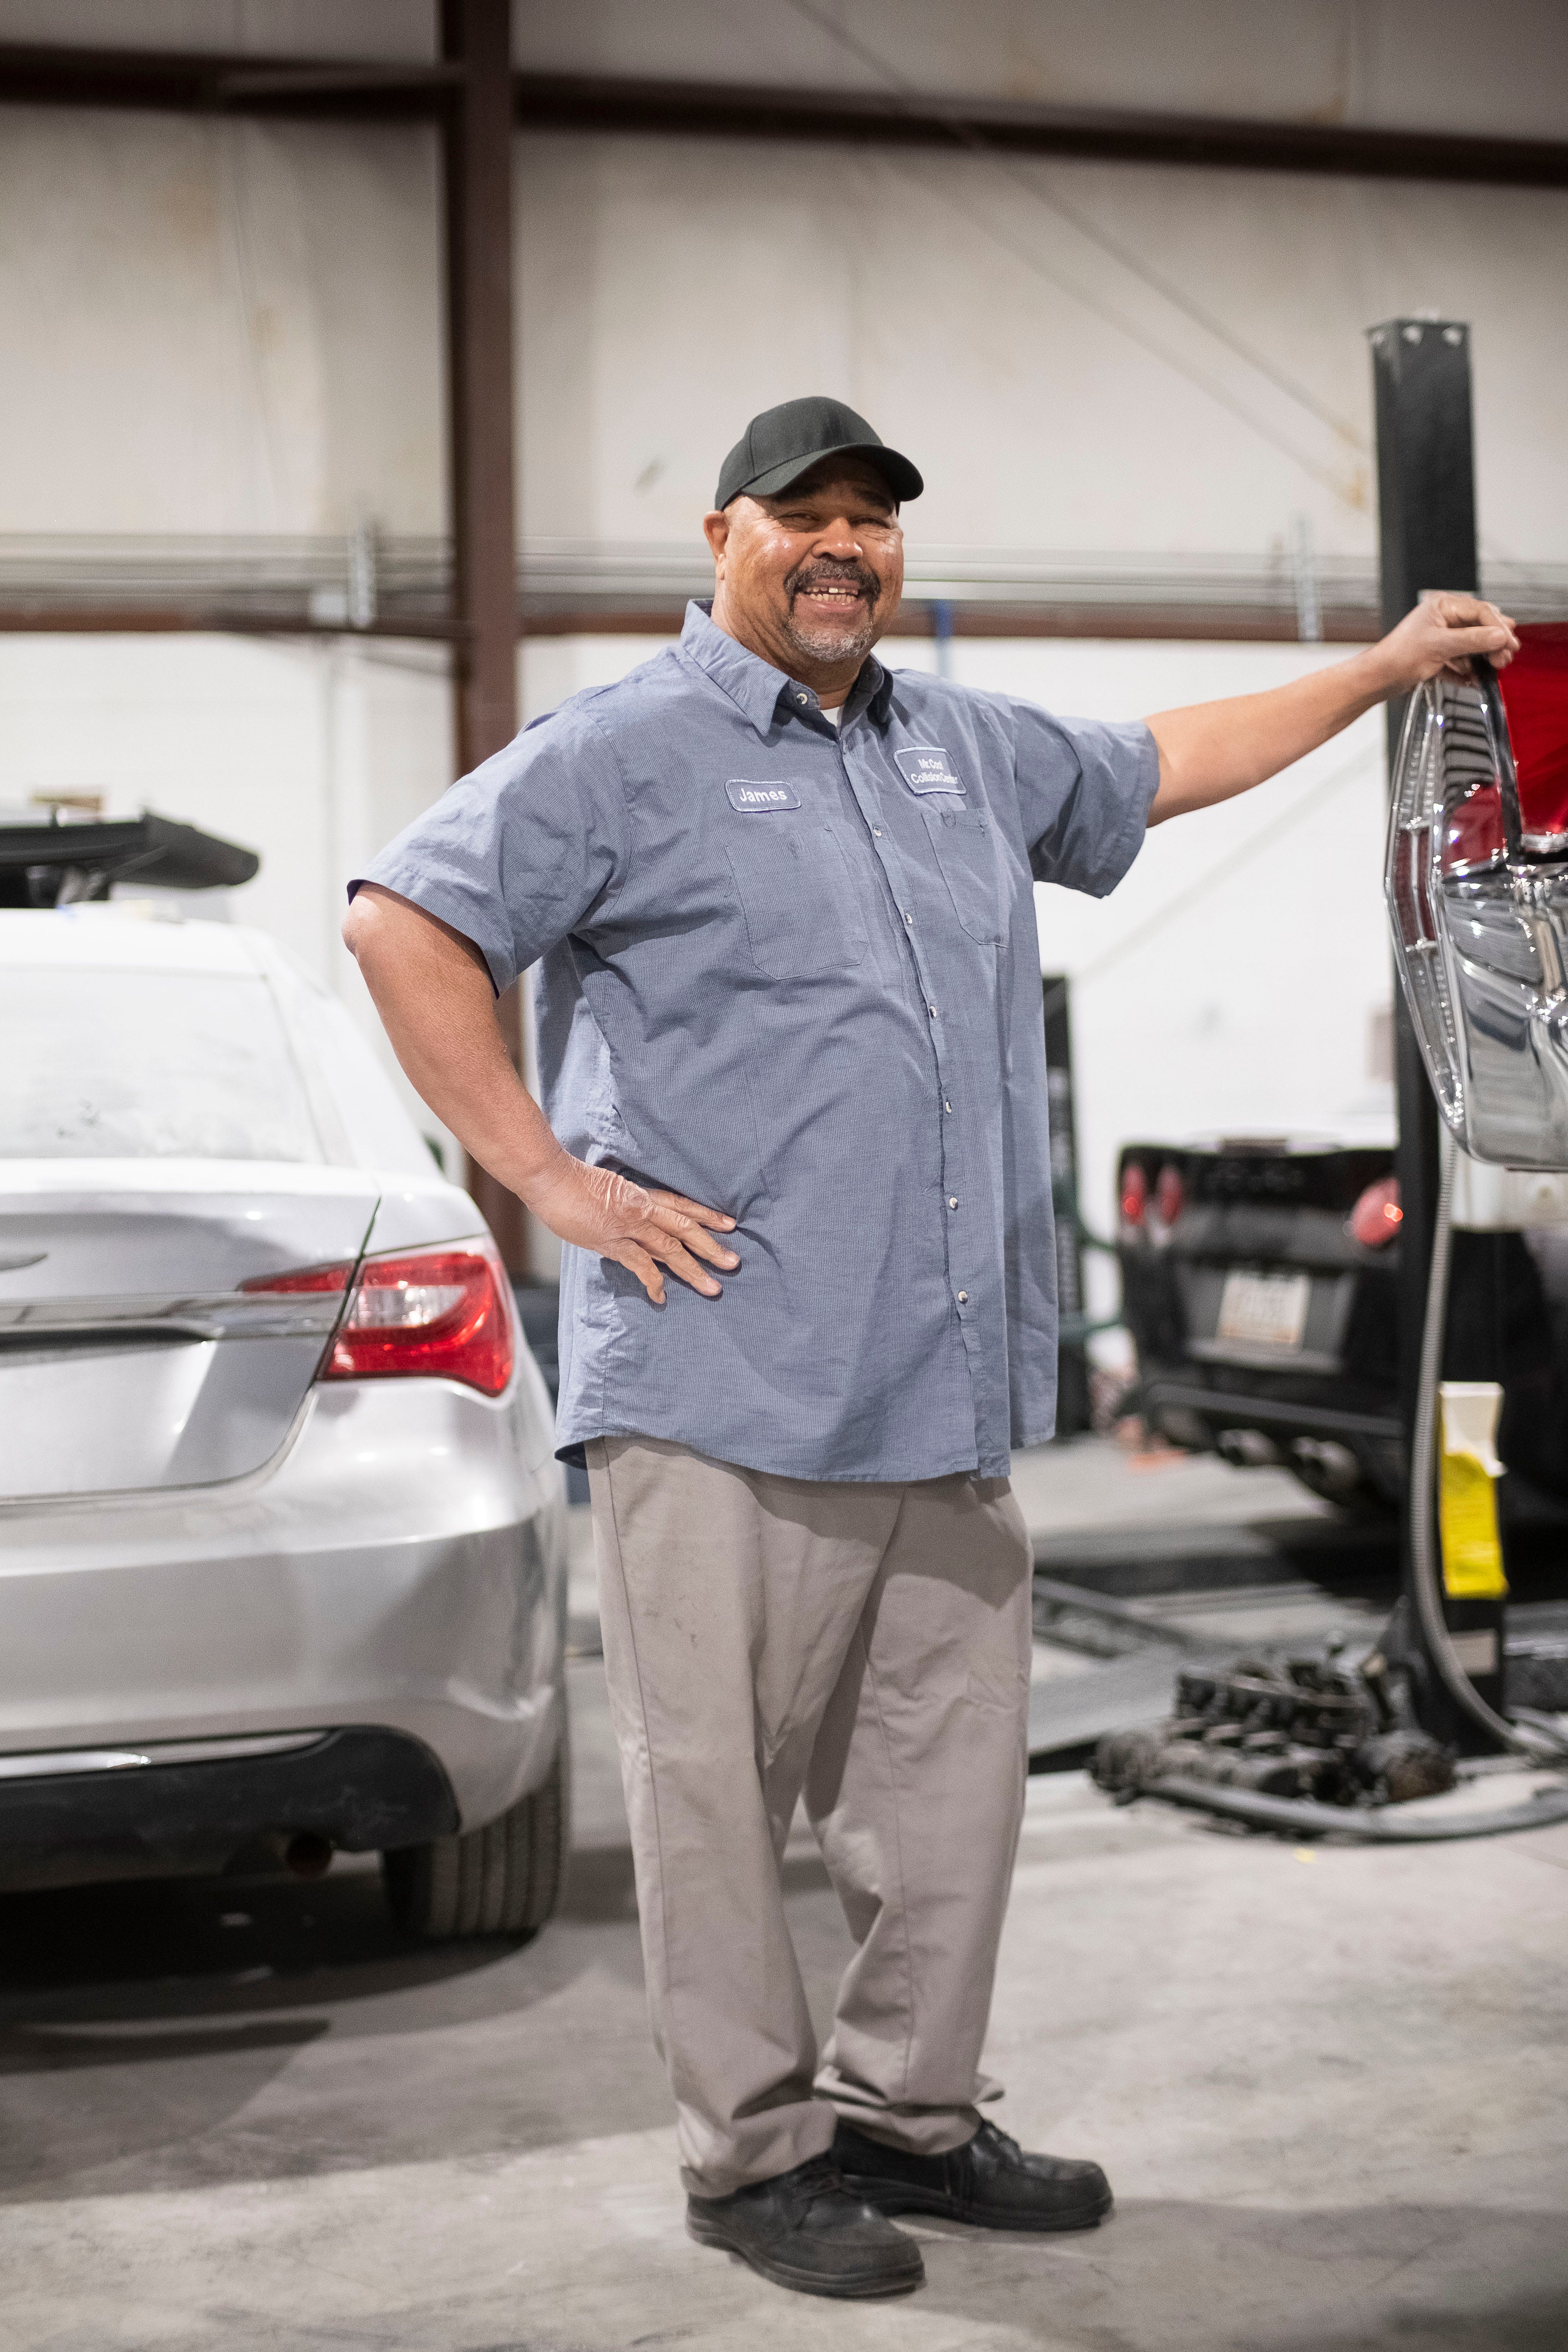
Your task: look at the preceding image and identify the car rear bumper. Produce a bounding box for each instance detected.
[0,1727,460,1893]
[0,1377,569,1860]
[1142,1371,1403,1449]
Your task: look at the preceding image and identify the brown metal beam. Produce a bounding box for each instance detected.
[0,598,1377,645]
[0,602,1381,653]
[0,608,462,638]
[440,0,528,1275]
[2,43,1565,188]
[511,73,1568,190]
[518,603,1377,644]
[0,42,456,121]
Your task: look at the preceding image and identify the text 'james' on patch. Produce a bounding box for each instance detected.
[726,780,802,812]
[893,746,965,795]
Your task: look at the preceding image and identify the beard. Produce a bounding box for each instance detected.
[778,555,884,667]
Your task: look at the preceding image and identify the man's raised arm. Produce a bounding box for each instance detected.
[342,884,737,1306]
[1144,592,1519,824]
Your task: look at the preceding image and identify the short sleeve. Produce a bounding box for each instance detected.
[349,705,629,994]
[998,700,1159,898]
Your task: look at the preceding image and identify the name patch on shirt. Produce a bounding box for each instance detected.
[893,745,965,795]
[726,780,802,813]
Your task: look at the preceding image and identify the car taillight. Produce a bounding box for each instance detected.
[325,1245,514,1396]
[1349,1175,1402,1249]
[1155,1164,1185,1226]
[1120,1162,1147,1227]
[1497,621,1568,851]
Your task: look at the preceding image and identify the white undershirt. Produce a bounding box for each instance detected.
[821,704,845,728]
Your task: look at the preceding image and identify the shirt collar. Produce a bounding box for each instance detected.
[679,600,892,738]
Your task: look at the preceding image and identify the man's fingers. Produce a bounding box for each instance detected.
[614,1240,666,1305]
[648,1211,738,1269]
[644,1192,740,1268]
[1442,623,1514,650]
[643,1230,724,1297]
[647,1189,737,1232]
[1430,597,1519,656]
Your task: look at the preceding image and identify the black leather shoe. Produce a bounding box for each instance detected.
[832,2117,1113,2234]
[686,2153,925,2298]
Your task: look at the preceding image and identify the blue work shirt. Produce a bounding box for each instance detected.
[360,601,1157,1482]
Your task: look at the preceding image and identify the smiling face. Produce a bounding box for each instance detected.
[703,458,905,698]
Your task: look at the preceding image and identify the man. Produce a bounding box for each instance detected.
[345,395,1516,2302]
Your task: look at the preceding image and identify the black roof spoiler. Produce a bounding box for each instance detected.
[0,812,260,906]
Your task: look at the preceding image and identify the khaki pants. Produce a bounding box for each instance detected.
[585,1434,1034,2198]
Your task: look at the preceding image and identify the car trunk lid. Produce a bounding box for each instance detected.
[0,1170,379,1500]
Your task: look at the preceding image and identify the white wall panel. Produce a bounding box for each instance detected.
[0,47,1562,553]
[0,109,443,533]
[515,134,1568,569]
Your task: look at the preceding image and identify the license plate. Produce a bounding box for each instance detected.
[1215,1269,1309,1351]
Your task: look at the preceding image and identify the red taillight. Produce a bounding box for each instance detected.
[1120,1162,1147,1226]
[325,1246,514,1396]
[1349,1174,1402,1249]
[1497,621,1568,849]
[1155,1164,1185,1226]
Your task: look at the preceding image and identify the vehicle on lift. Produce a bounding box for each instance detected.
[0,811,568,1938]
[1114,1131,1568,1516]
[1118,1131,1404,1509]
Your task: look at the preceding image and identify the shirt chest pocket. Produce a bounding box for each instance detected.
[725,821,869,980]
[923,806,1007,944]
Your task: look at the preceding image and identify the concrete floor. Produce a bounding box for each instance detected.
[3,1445,1568,2350]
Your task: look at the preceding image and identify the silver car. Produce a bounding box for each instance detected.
[0,902,568,1939]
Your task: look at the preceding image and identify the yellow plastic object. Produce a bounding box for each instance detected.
[1438,1382,1508,1600]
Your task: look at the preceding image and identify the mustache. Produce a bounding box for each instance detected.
[784,556,881,608]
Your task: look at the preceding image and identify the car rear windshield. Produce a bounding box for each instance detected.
[2,968,322,1161]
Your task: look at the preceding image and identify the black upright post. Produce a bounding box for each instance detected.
[1042,976,1090,1437]
[1368,318,1504,1743]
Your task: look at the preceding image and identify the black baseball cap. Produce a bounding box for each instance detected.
[714,396,923,510]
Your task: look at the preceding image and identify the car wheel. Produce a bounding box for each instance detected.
[382,1739,568,1943]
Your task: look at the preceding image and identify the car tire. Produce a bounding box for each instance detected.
[382,1736,568,1943]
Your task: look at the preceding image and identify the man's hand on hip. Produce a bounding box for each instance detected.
[526,1154,738,1307]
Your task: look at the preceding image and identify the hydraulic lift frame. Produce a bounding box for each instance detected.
[1370,316,1509,1744]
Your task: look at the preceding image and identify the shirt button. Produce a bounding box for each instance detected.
[947,1195,959,1210]
[944,1099,953,1113]
[873,826,883,837]
[903,911,914,926]
[796,692,809,704]
[928,1004,938,1018]
[957,1290,969,1304]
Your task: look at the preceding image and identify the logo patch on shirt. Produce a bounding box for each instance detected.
[726,780,802,813]
[893,745,965,795]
